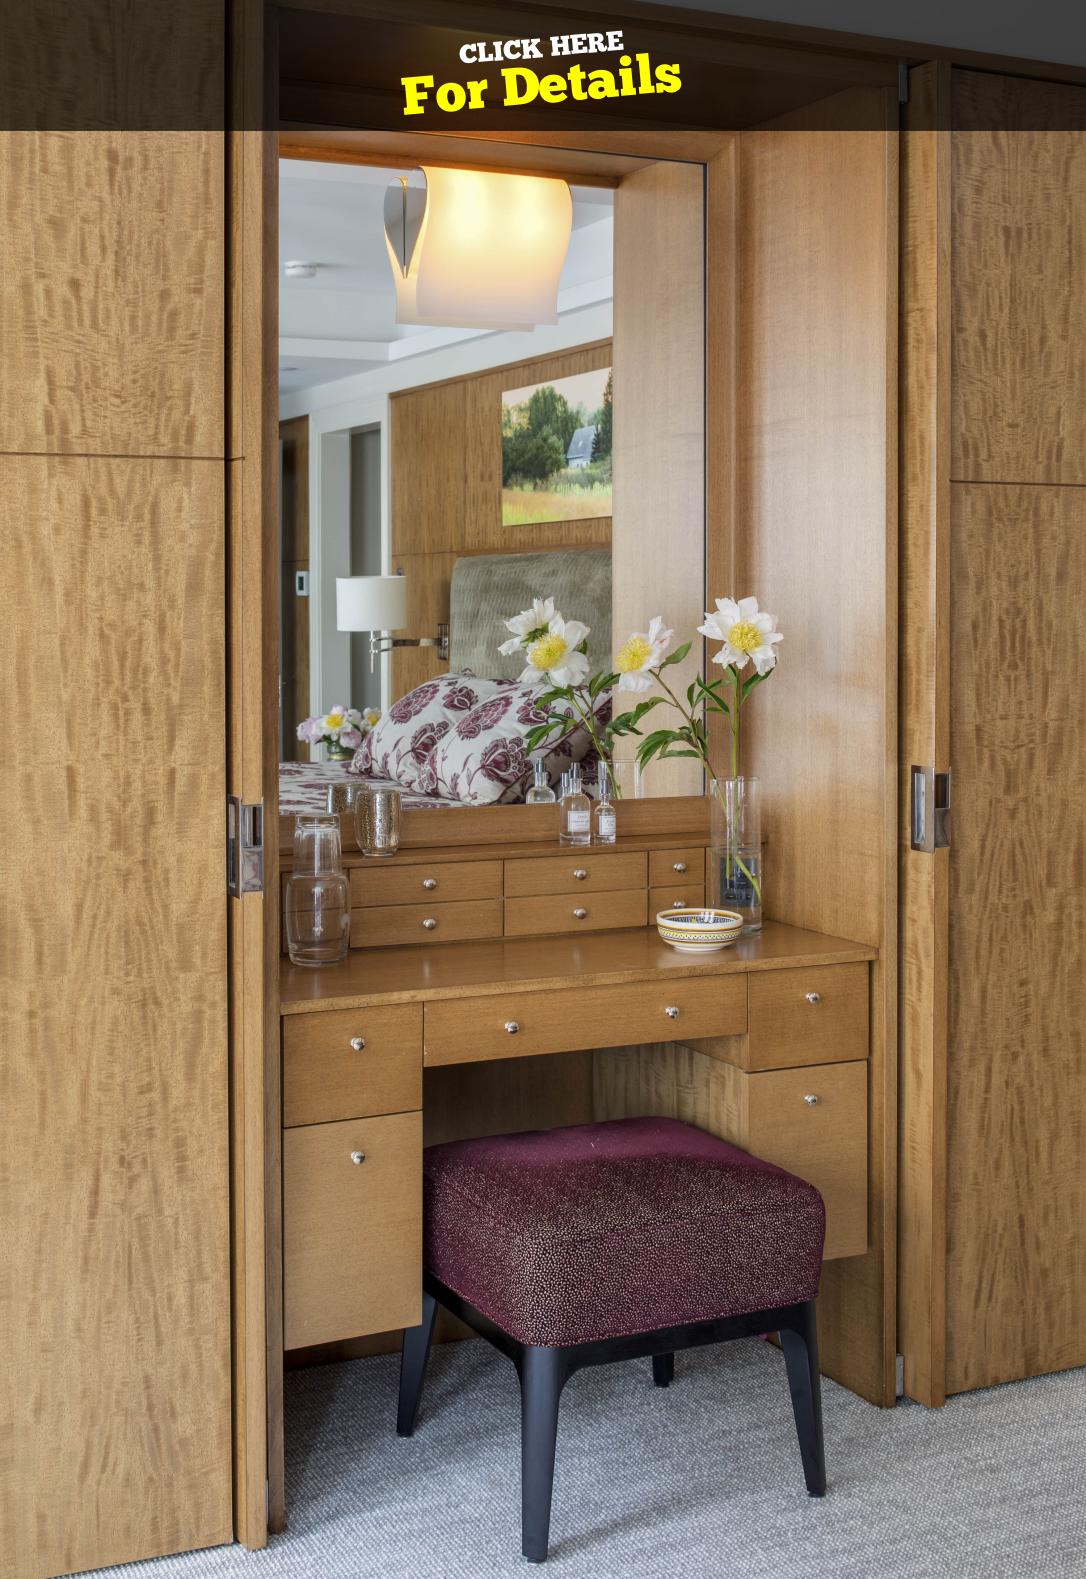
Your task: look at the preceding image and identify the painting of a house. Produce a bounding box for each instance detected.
[501,367,612,526]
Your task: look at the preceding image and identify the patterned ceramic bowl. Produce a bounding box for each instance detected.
[656,906,744,953]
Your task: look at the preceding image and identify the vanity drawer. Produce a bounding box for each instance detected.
[649,884,706,916]
[747,963,869,1071]
[351,898,503,948]
[350,860,501,908]
[649,846,705,887]
[425,972,746,1066]
[504,851,647,898]
[504,888,648,938]
[283,1004,423,1127]
[741,1061,868,1260]
[283,1112,421,1349]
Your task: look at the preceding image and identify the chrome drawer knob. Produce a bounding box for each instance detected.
[350,1150,367,1165]
[573,907,587,919]
[673,861,688,873]
[422,877,438,891]
[805,991,821,1004]
[349,1036,366,1052]
[573,868,588,880]
[505,1020,520,1035]
[803,1094,819,1107]
[665,1005,680,1019]
[672,897,687,907]
[422,917,437,930]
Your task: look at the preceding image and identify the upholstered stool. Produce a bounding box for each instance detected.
[396,1116,827,1562]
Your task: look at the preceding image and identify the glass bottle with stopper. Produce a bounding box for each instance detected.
[559,764,591,846]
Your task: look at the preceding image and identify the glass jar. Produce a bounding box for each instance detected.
[286,814,350,966]
[709,777,763,934]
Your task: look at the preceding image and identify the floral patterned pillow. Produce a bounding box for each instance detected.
[348,673,515,790]
[422,685,611,806]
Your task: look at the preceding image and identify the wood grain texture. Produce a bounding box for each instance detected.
[504,888,648,938]
[593,1045,868,1259]
[504,850,647,897]
[734,88,898,1403]
[423,1052,596,1148]
[350,858,502,907]
[425,972,746,1068]
[951,72,1086,485]
[897,61,952,1410]
[282,922,874,1013]
[612,161,705,796]
[945,482,1086,1392]
[283,1113,422,1349]
[0,132,225,457]
[746,963,869,1072]
[386,550,455,696]
[351,897,503,949]
[283,1004,423,1127]
[0,457,231,1577]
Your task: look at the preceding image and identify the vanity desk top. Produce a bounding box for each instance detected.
[280,921,877,1015]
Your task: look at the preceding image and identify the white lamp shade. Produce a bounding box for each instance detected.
[336,575,408,632]
[384,166,573,332]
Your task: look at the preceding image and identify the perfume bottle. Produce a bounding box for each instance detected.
[525,757,557,805]
[594,763,617,844]
[559,764,591,846]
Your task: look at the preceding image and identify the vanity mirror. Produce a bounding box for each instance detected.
[277,140,708,828]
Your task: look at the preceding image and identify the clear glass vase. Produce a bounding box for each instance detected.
[286,814,350,966]
[709,777,763,934]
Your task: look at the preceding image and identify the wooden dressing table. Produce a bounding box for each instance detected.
[278,822,875,1357]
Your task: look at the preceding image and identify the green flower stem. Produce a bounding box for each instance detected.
[560,686,618,794]
[648,666,762,907]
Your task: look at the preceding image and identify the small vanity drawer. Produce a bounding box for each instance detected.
[649,884,706,917]
[283,1004,423,1127]
[351,899,503,948]
[747,963,869,1071]
[504,851,647,898]
[350,860,501,909]
[425,972,746,1066]
[504,888,648,938]
[283,1112,422,1349]
[649,846,706,887]
[743,1061,868,1260]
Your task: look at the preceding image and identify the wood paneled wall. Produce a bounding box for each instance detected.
[733,89,899,1405]
[0,129,233,1579]
[389,341,611,696]
[901,67,1086,1402]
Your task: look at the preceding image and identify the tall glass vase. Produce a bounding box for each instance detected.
[709,777,763,935]
[285,813,351,967]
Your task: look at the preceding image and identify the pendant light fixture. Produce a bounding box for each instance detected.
[383,166,573,331]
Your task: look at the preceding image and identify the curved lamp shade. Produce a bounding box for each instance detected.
[384,166,573,331]
[336,575,408,632]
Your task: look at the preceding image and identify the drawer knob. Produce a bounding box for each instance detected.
[573,868,588,880]
[573,907,588,920]
[422,917,438,930]
[349,1036,366,1052]
[422,877,438,891]
[805,991,821,1004]
[665,1005,680,1019]
[673,861,688,873]
[672,897,687,907]
[350,1150,367,1165]
[505,1020,520,1035]
[803,1094,819,1107]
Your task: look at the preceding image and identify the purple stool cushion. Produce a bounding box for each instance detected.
[423,1116,825,1348]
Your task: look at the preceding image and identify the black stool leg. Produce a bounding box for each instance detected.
[779,1300,826,1497]
[397,1289,437,1437]
[518,1346,565,1562]
[652,1352,675,1388]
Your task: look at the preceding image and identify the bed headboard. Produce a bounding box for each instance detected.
[448,549,612,680]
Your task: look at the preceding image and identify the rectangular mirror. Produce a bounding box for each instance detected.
[278,143,706,818]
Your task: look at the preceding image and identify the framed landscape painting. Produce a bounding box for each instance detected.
[501,366,613,527]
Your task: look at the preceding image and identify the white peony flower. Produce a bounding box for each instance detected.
[322,706,351,738]
[614,616,674,692]
[498,596,557,656]
[520,614,591,688]
[698,596,782,677]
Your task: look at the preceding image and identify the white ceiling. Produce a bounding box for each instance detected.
[279,159,614,397]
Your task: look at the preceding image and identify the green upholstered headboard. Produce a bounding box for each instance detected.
[448,549,612,680]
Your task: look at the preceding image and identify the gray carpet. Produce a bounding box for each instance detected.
[100,1339,1085,1579]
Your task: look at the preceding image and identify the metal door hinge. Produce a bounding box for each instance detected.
[228,796,265,896]
[911,766,951,852]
